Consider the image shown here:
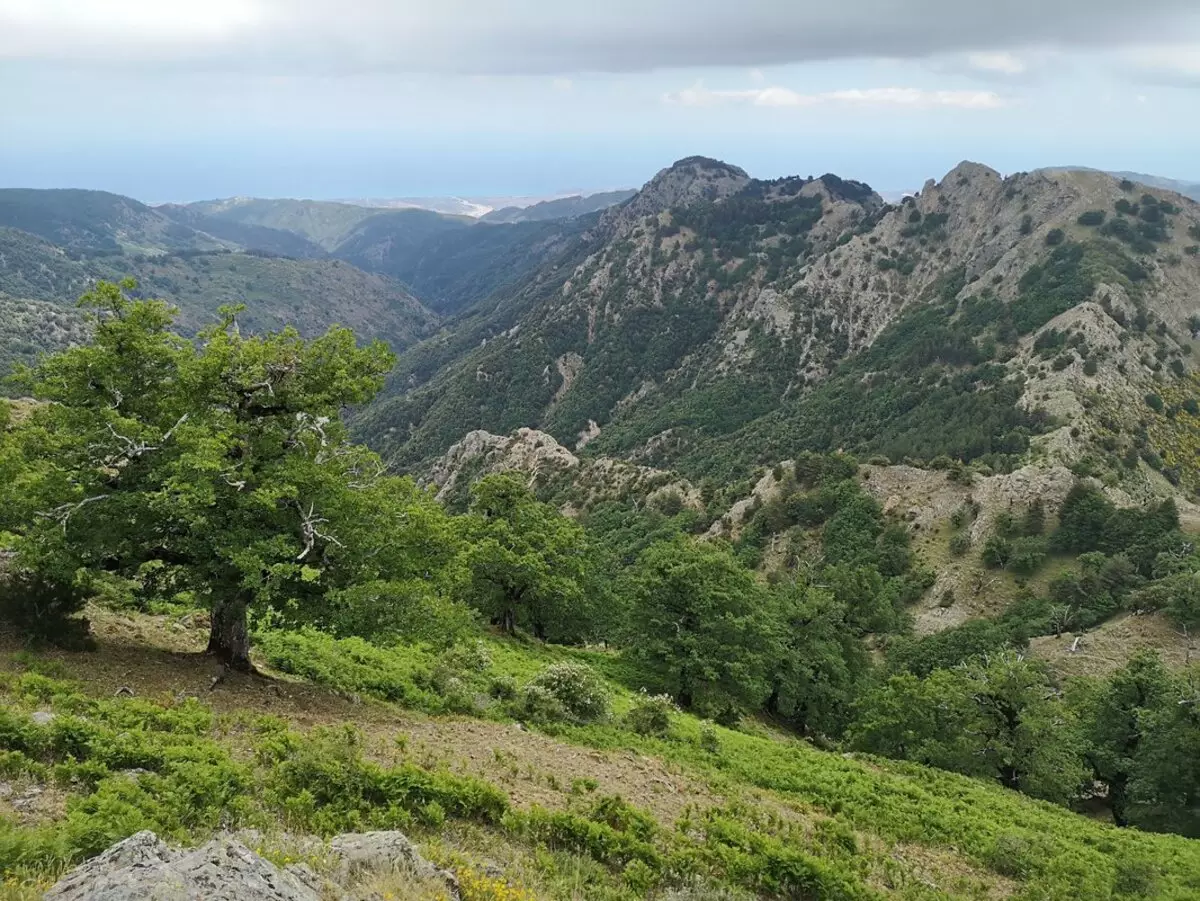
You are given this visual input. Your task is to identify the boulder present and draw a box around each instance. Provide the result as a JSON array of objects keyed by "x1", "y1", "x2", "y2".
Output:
[
  {"x1": 43, "y1": 829, "x2": 458, "y2": 901},
  {"x1": 44, "y1": 832, "x2": 319, "y2": 901}
]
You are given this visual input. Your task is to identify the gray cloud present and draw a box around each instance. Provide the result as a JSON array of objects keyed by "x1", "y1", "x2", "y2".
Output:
[{"x1": 2, "y1": 0, "x2": 1199, "y2": 74}]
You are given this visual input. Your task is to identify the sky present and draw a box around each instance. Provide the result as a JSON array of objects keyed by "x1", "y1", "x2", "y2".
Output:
[{"x1": 2, "y1": 0, "x2": 1200, "y2": 201}]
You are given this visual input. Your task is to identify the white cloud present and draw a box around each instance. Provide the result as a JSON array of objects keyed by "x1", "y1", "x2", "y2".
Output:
[
  {"x1": 0, "y1": 0, "x2": 1197, "y2": 74},
  {"x1": 967, "y1": 51, "x2": 1027, "y2": 75},
  {"x1": 664, "y1": 83, "x2": 1006, "y2": 110},
  {"x1": 1121, "y1": 42, "x2": 1200, "y2": 84},
  {"x1": 0, "y1": 0, "x2": 262, "y2": 51}
]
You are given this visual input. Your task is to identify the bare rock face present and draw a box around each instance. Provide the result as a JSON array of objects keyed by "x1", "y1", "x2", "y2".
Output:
[
  {"x1": 44, "y1": 830, "x2": 457, "y2": 901},
  {"x1": 329, "y1": 831, "x2": 459, "y2": 894},
  {"x1": 427, "y1": 427, "x2": 581, "y2": 500},
  {"x1": 44, "y1": 832, "x2": 319, "y2": 901}
]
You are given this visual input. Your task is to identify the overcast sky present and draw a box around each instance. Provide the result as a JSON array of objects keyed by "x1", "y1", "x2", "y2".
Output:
[{"x1": 3, "y1": 0, "x2": 1199, "y2": 200}]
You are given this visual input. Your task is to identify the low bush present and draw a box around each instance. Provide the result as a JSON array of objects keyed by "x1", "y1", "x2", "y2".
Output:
[
  {"x1": 623, "y1": 691, "x2": 675, "y2": 736},
  {"x1": 0, "y1": 570, "x2": 93, "y2": 650},
  {"x1": 520, "y1": 663, "x2": 609, "y2": 724}
]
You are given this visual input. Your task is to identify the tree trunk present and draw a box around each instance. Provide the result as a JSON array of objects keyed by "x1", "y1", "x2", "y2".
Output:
[
  {"x1": 206, "y1": 595, "x2": 254, "y2": 673},
  {"x1": 1110, "y1": 775, "x2": 1131, "y2": 827}
]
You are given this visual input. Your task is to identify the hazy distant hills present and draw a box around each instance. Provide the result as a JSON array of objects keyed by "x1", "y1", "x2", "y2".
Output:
[
  {"x1": 0, "y1": 184, "x2": 637, "y2": 377},
  {"x1": 0, "y1": 188, "x2": 230, "y2": 255},
  {"x1": 480, "y1": 190, "x2": 637, "y2": 223}
]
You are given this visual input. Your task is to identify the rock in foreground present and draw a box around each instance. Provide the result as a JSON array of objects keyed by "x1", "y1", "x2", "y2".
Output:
[{"x1": 43, "y1": 829, "x2": 455, "y2": 901}]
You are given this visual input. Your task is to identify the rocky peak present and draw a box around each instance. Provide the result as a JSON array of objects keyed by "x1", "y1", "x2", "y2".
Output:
[{"x1": 606, "y1": 155, "x2": 752, "y2": 232}]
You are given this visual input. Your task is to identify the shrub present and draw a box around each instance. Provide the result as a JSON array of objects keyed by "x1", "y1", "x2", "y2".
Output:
[
  {"x1": 515, "y1": 684, "x2": 570, "y2": 725},
  {"x1": 698, "y1": 721, "x2": 721, "y2": 755},
  {"x1": 1145, "y1": 393, "x2": 1165, "y2": 413},
  {"x1": 488, "y1": 674, "x2": 518, "y2": 701},
  {"x1": 624, "y1": 691, "x2": 675, "y2": 736},
  {"x1": 981, "y1": 535, "x2": 1013, "y2": 568},
  {"x1": 1077, "y1": 210, "x2": 1107, "y2": 227},
  {"x1": 1009, "y1": 536, "x2": 1048, "y2": 575},
  {"x1": 986, "y1": 833, "x2": 1041, "y2": 879},
  {"x1": 522, "y1": 663, "x2": 609, "y2": 723},
  {"x1": 1113, "y1": 858, "x2": 1161, "y2": 898},
  {"x1": 949, "y1": 533, "x2": 972, "y2": 557},
  {"x1": 0, "y1": 569, "x2": 93, "y2": 650},
  {"x1": 1045, "y1": 228, "x2": 1066, "y2": 246},
  {"x1": 1019, "y1": 214, "x2": 1034, "y2": 236}
]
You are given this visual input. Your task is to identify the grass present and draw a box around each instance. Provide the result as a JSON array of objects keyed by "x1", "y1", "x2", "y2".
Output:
[{"x1": 2, "y1": 609, "x2": 1200, "y2": 899}]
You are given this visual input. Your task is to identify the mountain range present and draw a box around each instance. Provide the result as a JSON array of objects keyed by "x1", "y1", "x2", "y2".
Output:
[{"x1": 4, "y1": 157, "x2": 1200, "y2": 662}]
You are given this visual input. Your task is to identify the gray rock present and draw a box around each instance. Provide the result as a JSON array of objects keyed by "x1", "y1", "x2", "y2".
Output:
[
  {"x1": 328, "y1": 831, "x2": 459, "y2": 898},
  {"x1": 44, "y1": 831, "x2": 320, "y2": 901},
  {"x1": 30, "y1": 710, "x2": 56, "y2": 726}
]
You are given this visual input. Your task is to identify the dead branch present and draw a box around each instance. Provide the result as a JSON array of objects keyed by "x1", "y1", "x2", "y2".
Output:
[
  {"x1": 36, "y1": 494, "x2": 111, "y2": 531},
  {"x1": 295, "y1": 501, "x2": 344, "y2": 560}
]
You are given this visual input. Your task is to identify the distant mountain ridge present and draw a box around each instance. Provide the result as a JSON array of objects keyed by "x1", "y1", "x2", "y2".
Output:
[
  {"x1": 480, "y1": 190, "x2": 636, "y2": 224},
  {"x1": 1041, "y1": 167, "x2": 1200, "y2": 202}
]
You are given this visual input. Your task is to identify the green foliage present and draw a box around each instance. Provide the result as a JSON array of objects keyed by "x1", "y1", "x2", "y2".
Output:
[
  {"x1": 623, "y1": 691, "x2": 676, "y2": 736},
  {"x1": 624, "y1": 536, "x2": 775, "y2": 717},
  {"x1": 1077, "y1": 210, "x2": 1107, "y2": 227},
  {"x1": 2, "y1": 281, "x2": 402, "y2": 669},
  {"x1": 0, "y1": 569, "x2": 93, "y2": 650},
  {"x1": 1044, "y1": 227, "x2": 1066, "y2": 246},
  {"x1": 1051, "y1": 483, "x2": 1181, "y2": 576},
  {"x1": 521, "y1": 663, "x2": 610, "y2": 724},
  {"x1": 851, "y1": 651, "x2": 1086, "y2": 802},
  {"x1": 458, "y1": 475, "x2": 601, "y2": 641}
]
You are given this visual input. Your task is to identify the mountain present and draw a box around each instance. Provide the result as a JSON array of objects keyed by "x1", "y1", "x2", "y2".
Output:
[
  {"x1": 358, "y1": 155, "x2": 1200, "y2": 503},
  {"x1": 0, "y1": 188, "x2": 230, "y2": 255},
  {"x1": 1043, "y1": 167, "x2": 1200, "y2": 202},
  {"x1": 0, "y1": 193, "x2": 441, "y2": 377},
  {"x1": 0, "y1": 296, "x2": 89, "y2": 394},
  {"x1": 480, "y1": 190, "x2": 637, "y2": 224},
  {"x1": 181, "y1": 197, "x2": 387, "y2": 251},
  {"x1": 336, "y1": 215, "x2": 586, "y2": 316},
  {"x1": 119, "y1": 250, "x2": 438, "y2": 349},
  {"x1": 1110, "y1": 171, "x2": 1200, "y2": 202},
  {"x1": 157, "y1": 203, "x2": 327, "y2": 259}
]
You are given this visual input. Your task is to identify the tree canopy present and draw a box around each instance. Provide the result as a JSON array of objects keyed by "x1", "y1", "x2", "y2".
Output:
[{"x1": 1, "y1": 280, "x2": 421, "y2": 669}]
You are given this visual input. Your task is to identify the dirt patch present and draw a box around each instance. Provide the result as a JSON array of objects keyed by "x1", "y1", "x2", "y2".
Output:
[
  {"x1": 0, "y1": 608, "x2": 722, "y2": 827},
  {"x1": 1030, "y1": 611, "x2": 1197, "y2": 678}
]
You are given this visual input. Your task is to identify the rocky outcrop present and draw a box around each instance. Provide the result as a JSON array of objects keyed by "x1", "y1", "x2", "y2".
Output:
[
  {"x1": 44, "y1": 830, "x2": 456, "y2": 901},
  {"x1": 606, "y1": 156, "x2": 750, "y2": 233},
  {"x1": 44, "y1": 832, "x2": 319, "y2": 901},
  {"x1": 427, "y1": 428, "x2": 581, "y2": 500}
]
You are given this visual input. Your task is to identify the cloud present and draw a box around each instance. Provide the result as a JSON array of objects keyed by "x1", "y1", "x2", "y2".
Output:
[
  {"x1": 1121, "y1": 42, "x2": 1200, "y2": 85},
  {"x1": 1, "y1": 0, "x2": 1198, "y2": 74},
  {"x1": 967, "y1": 52, "x2": 1027, "y2": 75},
  {"x1": 664, "y1": 83, "x2": 1006, "y2": 110}
]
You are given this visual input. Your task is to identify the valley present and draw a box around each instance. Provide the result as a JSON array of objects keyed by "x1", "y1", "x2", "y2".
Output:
[{"x1": 3, "y1": 156, "x2": 1200, "y2": 900}]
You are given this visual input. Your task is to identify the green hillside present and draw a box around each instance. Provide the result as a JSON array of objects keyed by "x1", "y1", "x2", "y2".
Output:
[
  {"x1": 0, "y1": 189, "x2": 227, "y2": 255},
  {"x1": 184, "y1": 197, "x2": 388, "y2": 250}
]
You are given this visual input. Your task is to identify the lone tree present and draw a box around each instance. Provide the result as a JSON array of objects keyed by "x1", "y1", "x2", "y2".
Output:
[
  {"x1": 6, "y1": 281, "x2": 394, "y2": 670},
  {"x1": 625, "y1": 535, "x2": 776, "y2": 716},
  {"x1": 458, "y1": 474, "x2": 596, "y2": 641}
]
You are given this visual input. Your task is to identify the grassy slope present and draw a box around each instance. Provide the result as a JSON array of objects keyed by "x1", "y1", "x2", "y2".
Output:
[
  {"x1": 122, "y1": 253, "x2": 439, "y2": 351},
  {"x1": 184, "y1": 199, "x2": 387, "y2": 251},
  {"x1": 3, "y1": 608, "x2": 1198, "y2": 900}
]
